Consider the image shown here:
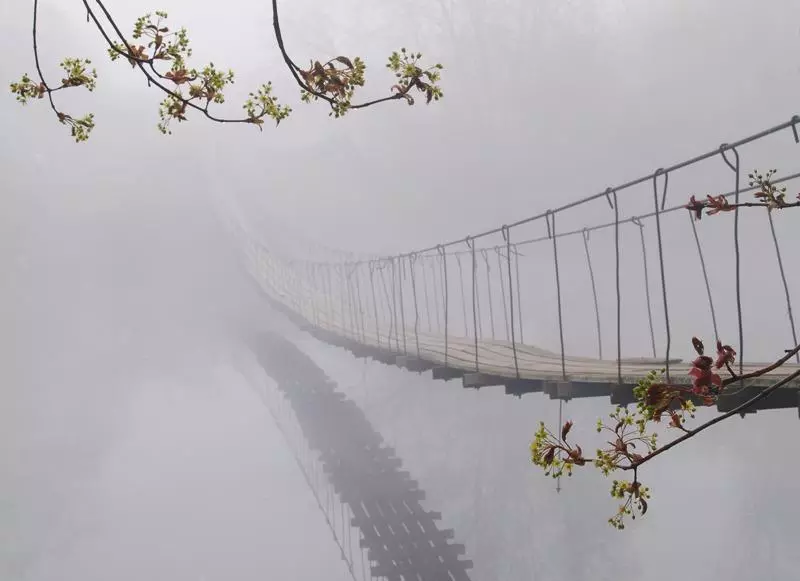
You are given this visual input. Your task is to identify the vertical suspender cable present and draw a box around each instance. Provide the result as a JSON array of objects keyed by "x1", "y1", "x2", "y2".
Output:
[
  {"x1": 688, "y1": 212, "x2": 719, "y2": 341},
  {"x1": 496, "y1": 247, "x2": 510, "y2": 341},
  {"x1": 633, "y1": 217, "x2": 657, "y2": 359},
  {"x1": 581, "y1": 228, "x2": 603, "y2": 360},
  {"x1": 720, "y1": 145, "x2": 743, "y2": 378},
  {"x1": 652, "y1": 169, "x2": 672, "y2": 382},
  {"x1": 766, "y1": 211, "x2": 799, "y2": 362},
  {"x1": 546, "y1": 211, "x2": 567, "y2": 380},
  {"x1": 502, "y1": 226, "x2": 520, "y2": 378},
  {"x1": 437, "y1": 245, "x2": 449, "y2": 367},
  {"x1": 481, "y1": 249, "x2": 496, "y2": 340}
]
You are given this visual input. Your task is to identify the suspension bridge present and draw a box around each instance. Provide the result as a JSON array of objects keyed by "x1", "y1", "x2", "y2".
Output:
[
  {"x1": 237, "y1": 115, "x2": 800, "y2": 415},
  {"x1": 230, "y1": 114, "x2": 800, "y2": 581}
]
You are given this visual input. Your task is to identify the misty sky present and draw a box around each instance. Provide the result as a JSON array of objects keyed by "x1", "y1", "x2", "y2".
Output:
[{"x1": 3, "y1": 0, "x2": 800, "y2": 580}]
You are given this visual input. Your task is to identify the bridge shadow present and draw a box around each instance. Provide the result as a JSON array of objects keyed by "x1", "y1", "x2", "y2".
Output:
[{"x1": 252, "y1": 332, "x2": 474, "y2": 581}]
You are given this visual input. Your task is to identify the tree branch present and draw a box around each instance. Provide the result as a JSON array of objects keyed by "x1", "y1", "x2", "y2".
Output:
[
  {"x1": 31, "y1": 0, "x2": 58, "y2": 116},
  {"x1": 626, "y1": 365, "x2": 800, "y2": 470},
  {"x1": 15, "y1": 0, "x2": 98, "y2": 141},
  {"x1": 721, "y1": 343, "x2": 800, "y2": 387},
  {"x1": 270, "y1": 0, "x2": 333, "y2": 105},
  {"x1": 270, "y1": 0, "x2": 435, "y2": 112},
  {"x1": 84, "y1": 1, "x2": 285, "y2": 129},
  {"x1": 14, "y1": 0, "x2": 443, "y2": 139}
]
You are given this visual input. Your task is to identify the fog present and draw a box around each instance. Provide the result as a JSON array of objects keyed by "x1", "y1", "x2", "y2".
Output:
[{"x1": 3, "y1": 0, "x2": 800, "y2": 580}]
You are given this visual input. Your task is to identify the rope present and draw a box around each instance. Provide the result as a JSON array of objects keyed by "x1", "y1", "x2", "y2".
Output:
[
  {"x1": 608, "y1": 189, "x2": 622, "y2": 385},
  {"x1": 475, "y1": 255, "x2": 483, "y2": 341},
  {"x1": 389, "y1": 260, "x2": 401, "y2": 351},
  {"x1": 368, "y1": 262, "x2": 381, "y2": 346},
  {"x1": 496, "y1": 247, "x2": 510, "y2": 341},
  {"x1": 766, "y1": 210, "x2": 800, "y2": 363},
  {"x1": 632, "y1": 217, "x2": 657, "y2": 359},
  {"x1": 466, "y1": 237, "x2": 479, "y2": 371},
  {"x1": 353, "y1": 265, "x2": 367, "y2": 342},
  {"x1": 364, "y1": 115, "x2": 799, "y2": 258},
  {"x1": 378, "y1": 265, "x2": 396, "y2": 350},
  {"x1": 720, "y1": 145, "x2": 744, "y2": 379},
  {"x1": 310, "y1": 264, "x2": 320, "y2": 328},
  {"x1": 514, "y1": 244, "x2": 524, "y2": 344},
  {"x1": 688, "y1": 212, "x2": 719, "y2": 341},
  {"x1": 502, "y1": 226, "x2": 519, "y2": 378},
  {"x1": 512, "y1": 170, "x2": 800, "y2": 249},
  {"x1": 345, "y1": 266, "x2": 358, "y2": 339},
  {"x1": 408, "y1": 253, "x2": 421, "y2": 357},
  {"x1": 581, "y1": 229, "x2": 603, "y2": 359},
  {"x1": 652, "y1": 169, "x2": 672, "y2": 381},
  {"x1": 546, "y1": 210, "x2": 567, "y2": 380},
  {"x1": 324, "y1": 265, "x2": 334, "y2": 332},
  {"x1": 420, "y1": 255, "x2": 432, "y2": 333},
  {"x1": 395, "y1": 258, "x2": 408, "y2": 354},
  {"x1": 437, "y1": 245, "x2": 449, "y2": 366},
  {"x1": 481, "y1": 249, "x2": 496, "y2": 340},
  {"x1": 430, "y1": 256, "x2": 443, "y2": 333},
  {"x1": 338, "y1": 265, "x2": 348, "y2": 337},
  {"x1": 455, "y1": 253, "x2": 469, "y2": 337}
]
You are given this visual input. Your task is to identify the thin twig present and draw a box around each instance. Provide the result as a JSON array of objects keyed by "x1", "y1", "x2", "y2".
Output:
[
  {"x1": 721, "y1": 343, "x2": 800, "y2": 387},
  {"x1": 270, "y1": 0, "x2": 412, "y2": 110},
  {"x1": 31, "y1": 0, "x2": 62, "y2": 118},
  {"x1": 83, "y1": 0, "x2": 278, "y2": 126}
]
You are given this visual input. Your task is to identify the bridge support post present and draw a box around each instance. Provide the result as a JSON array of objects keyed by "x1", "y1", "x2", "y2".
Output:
[
  {"x1": 462, "y1": 373, "x2": 506, "y2": 389},
  {"x1": 431, "y1": 366, "x2": 464, "y2": 381},
  {"x1": 503, "y1": 379, "x2": 545, "y2": 397},
  {"x1": 543, "y1": 380, "x2": 572, "y2": 399}
]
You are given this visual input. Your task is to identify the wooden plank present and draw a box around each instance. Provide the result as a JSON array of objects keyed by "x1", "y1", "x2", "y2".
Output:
[
  {"x1": 432, "y1": 366, "x2": 465, "y2": 381},
  {"x1": 463, "y1": 373, "x2": 507, "y2": 388}
]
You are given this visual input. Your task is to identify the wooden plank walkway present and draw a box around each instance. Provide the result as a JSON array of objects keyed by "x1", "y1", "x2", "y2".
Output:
[
  {"x1": 242, "y1": 232, "x2": 800, "y2": 413},
  {"x1": 255, "y1": 332, "x2": 474, "y2": 581}
]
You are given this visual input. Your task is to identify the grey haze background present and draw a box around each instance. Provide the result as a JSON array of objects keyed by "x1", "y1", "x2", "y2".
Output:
[{"x1": 2, "y1": 0, "x2": 800, "y2": 580}]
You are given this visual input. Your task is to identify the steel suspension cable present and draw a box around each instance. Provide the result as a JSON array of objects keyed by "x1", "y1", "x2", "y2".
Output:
[
  {"x1": 546, "y1": 211, "x2": 567, "y2": 380},
  {"x1": 720, "y1": 145, "x2": 743, "y2": 378},
  {"x1": 378, "y1": 264, "x2": 395, "y2": 349},
  {"x1": 394, "y1": 257, "x2": 408, "y2": 354},
  {"x1": 652, "y1": 169, "x2": 672, "y2": 381},
  {"x1": 581, "y1": 229, "x2": 603, "y2": 360},
  {"x1": 608, "y1": 188, "x2": 622, "y2": 385},
  {"x1": 389, "y1": 260, "x2": 401, "y2": 351},
  {"x1": 513, "y1": 244, "x2": 525, "y2": 344},
  {"x1": 496, "y1": 247, "x2": 510, "y2": 341},
  {"x1": 502, "y1": 226, "x2": 520, "y2": 378},
  {"x1": 766, "y1": 211, "x2": 800, "y2": 363},
  {"x1": 430, "y1": 255, "x2": 442, "y2": 333},
  {"x1": 420, "y1": 255, "x2": 433, "y2": 333},
  {"x1": 481, "y1": 249, "x2": 496, "y2": 340},
  {"x1": 437, "y1": 245, "x2": 449, "y2": 366},
  {"x1": 367, "y1": 115, "x2": 800, "y2": 259},
  {"x1": 368, "y1": 262, "x2": 381, "y2": 346},
  {"x1": 466, "y1": 237, "x2": 479, "y2": 371},
  {"x1": 455, "y1": 253, "x2": 469, "y2": 337},
  {"x1": 688, "y1": 212, "x2": 719, "y2": 341},
  {"x1": 632, "y1": 217, "x2": 657, "y2": 359},
  {"x1": 408, "y1": 253, "x2": 421, "y2": 357},
  {"x1": 353, "y1": 264, "x2": 367, "y2": 342}
]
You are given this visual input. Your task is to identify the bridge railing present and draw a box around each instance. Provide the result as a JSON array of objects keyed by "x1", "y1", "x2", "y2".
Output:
[{"x1": 233, "y1": 114, "x2": 800, "y2": 397}]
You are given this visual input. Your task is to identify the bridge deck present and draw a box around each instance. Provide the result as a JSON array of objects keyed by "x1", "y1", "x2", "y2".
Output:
[
  {"x1": 246, "y1": 241, "x2": 800, "y2": 411},
  {"x1": 308, "y1": 316, "x2": 800, "y2": 390}
]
